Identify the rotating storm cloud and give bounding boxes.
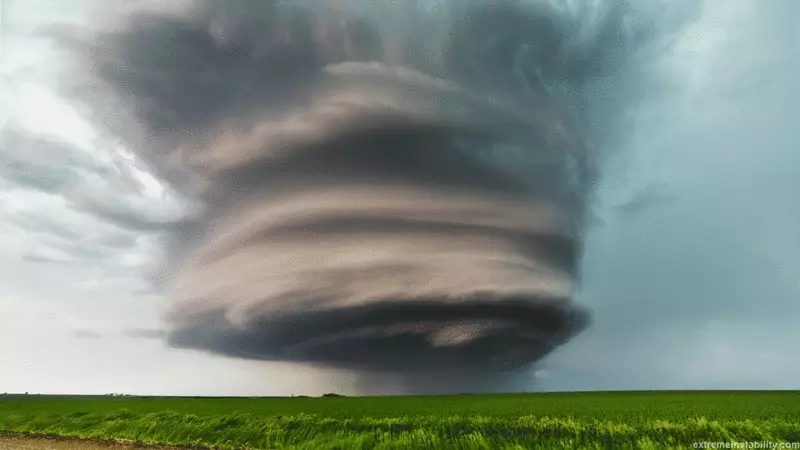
[38,0,703,391]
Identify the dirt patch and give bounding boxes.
[0,434,166,449]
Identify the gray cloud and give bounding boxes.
[7,205,147,275]
[0,129,111,190]
[70,200,178,233]
[22,253,81,265]
[613,182,674,215]
[91,233,139,249]
[0,121,185,238]
[0,162,75,194]
[73,329,103,339]
[48,0,680,393]
[0,122,183,286]
[124,328,165,340]
[9,213,85,242]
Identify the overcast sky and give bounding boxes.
[1,0,798,395]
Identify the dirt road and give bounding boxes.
[0,435,164,449]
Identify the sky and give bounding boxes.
[0,0,798,395]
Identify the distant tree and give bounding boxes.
[322,393,345,397]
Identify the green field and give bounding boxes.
[1,391,799,449]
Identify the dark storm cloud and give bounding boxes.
[54,0,676,393]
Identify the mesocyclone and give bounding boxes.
[65,0,629,390]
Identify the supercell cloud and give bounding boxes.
[52,0,671,392]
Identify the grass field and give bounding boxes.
[1,391,799,449]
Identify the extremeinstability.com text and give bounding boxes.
[694,442,800,449]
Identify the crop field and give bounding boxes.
[1,391,799,449]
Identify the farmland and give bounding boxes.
[1,391,799,449]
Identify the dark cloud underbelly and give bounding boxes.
[163,67,588,372]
